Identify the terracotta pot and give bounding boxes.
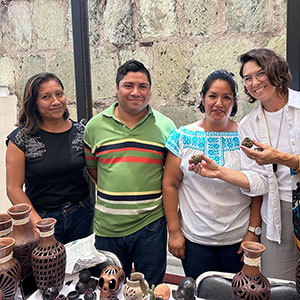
[31,218,66,295]
[0,237,22,300]
[232,241,270,299]
[7,203,40,279]
[0,213,12,238]
[123,272,149,300]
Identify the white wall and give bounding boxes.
[0,95,17,212]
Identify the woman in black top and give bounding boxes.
[6,72,94,244]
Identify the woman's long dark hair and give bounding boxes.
[18,72,69,134]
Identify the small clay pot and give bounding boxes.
[67,290,80,300]
[86,278,97,290]
[56,295,67,300]
[84,288,96,300]
[241,137,253,148]
[79,269,92,282]
[43,286,59,300]
[75,280,87,294]
[190,154,202,165]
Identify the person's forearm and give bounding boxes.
[6,188,41,225]
[162,186,181,234]
[276,152,299,171]
[249,196,262,227]
[217,167,250,190]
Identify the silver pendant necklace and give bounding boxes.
[262,106,285,173]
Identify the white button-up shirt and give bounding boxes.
[238,88,300,243]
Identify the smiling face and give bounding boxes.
[36,79,67,122]
[242,60,278,106]
[203,79,234,123]
[116,71,151,118]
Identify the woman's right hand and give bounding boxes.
[168,231,185,259]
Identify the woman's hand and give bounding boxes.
[240,140,278,165]
[188,154,221,178]
[168,230,186,259]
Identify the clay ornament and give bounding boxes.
[190,154,202,165]
[241,137,253,148]
[172,277,196,300]
[154,284,170,300]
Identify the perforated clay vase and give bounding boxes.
[0,213,12,238]
[0,237,22,300]
[7,203,40,279]
[296,258,300,298]
[31,218,66,295]
[232,241,271,299]
[123,272,149,300]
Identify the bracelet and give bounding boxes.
[295,154,300,173]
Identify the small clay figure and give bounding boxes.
[154,284,170,300]
[42,286,59,300]
[241,137,253,148]
[172,277,196,300]
[190,154,202,165]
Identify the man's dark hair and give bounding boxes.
[116,59,151,87]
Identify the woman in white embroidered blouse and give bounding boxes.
[190,49,300,281]
[162,70,261,279]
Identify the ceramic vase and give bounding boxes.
[0,237,22,300]
[296,258,300,298]
[123,272,149,300]
[31,218,66,295]
[0,213,12,238]
[232,241,270,299]
[7,203,40,279]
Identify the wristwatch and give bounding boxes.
[248,225,262,236]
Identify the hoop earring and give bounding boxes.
[199,101,205,113]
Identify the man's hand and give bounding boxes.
[168,231,186,259]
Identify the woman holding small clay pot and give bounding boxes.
[162,70,261,279]
[190,49,300,281]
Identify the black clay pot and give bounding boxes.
[84,288,96,300]
[42,286,59,300]
[56,295,67,300]
[67,291,80,300]
[75,280,87,294]
[86,278,97,290]
[79,269,91,282]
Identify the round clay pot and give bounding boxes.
[75,280,87,294]
[0,237,22,300]
[123,272,149,300]
[67,290,80,300]
[7,203,40,279]
[31,218,66,295]
[232,241,271,299]
[0,213,12,238]
[79,269,91,282]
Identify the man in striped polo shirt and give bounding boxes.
[84,60,176,285]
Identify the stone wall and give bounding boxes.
[0,0,287,125]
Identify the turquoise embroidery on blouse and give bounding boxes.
[165,126,240,166]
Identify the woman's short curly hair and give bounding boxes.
[239,48,292,103]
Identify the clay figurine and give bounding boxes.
[154,284,170,300]
[190,154,202,165]
[172,277,196,300]
[241,137,253,148]
[98,265,125,300]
